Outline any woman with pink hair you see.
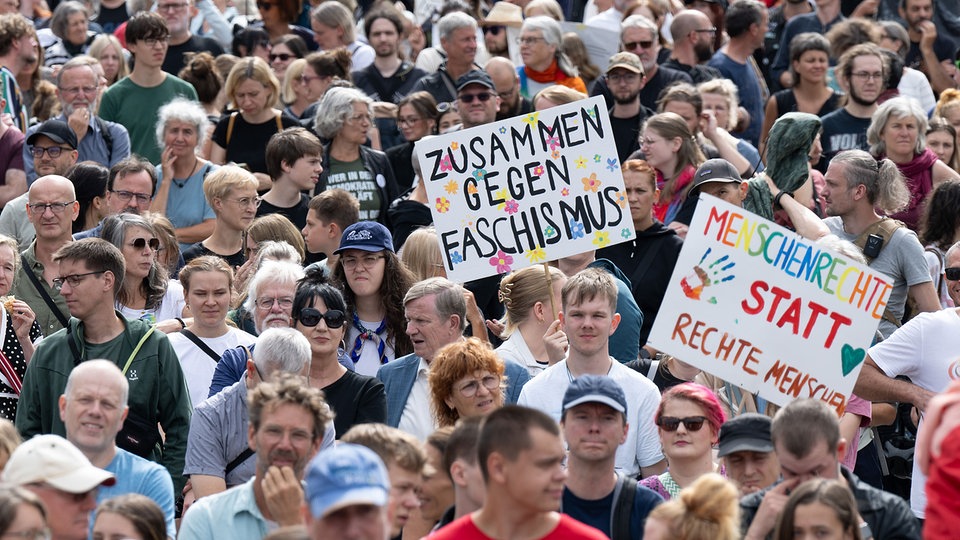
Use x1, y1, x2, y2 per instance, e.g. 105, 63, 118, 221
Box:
640, 382, 727, 499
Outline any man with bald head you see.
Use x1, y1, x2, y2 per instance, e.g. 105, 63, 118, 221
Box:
60, 360, 176, 538
485, 57, 532, 121
662, 10, 723, 84
10, 174, 77, 336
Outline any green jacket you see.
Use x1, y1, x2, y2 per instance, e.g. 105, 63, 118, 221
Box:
15, 314, 192, 492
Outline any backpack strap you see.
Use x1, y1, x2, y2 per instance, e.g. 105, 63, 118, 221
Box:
94, 117, 114, 163
22, 264, 69, 328
225, 112, 238, 146
852, 218, 905, 329
925, 245, 945, 302
274, 111, 283, 133
611, 472, 637, 540
121, 325, 157, 375
180, 328, 221, 363
225, 448, 255, 475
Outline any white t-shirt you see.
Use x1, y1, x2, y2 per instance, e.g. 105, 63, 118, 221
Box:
346, 319, 397, 377
169, 327, 256, 408
118, 280, 187, 325
518, 358, 663, 476
868, 308, 960, 518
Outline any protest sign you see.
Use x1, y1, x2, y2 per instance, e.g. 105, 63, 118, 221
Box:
647, 196, 892, 415
415, 95, 635, 283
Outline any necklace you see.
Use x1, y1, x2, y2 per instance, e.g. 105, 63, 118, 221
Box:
172, 159, 201, 189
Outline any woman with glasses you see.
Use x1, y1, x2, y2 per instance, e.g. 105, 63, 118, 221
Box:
387, 91, 439, 191
297, 49, 353, 123
182, 166, 259, 268
293, 268, 386, 437
100, 213, 187, 330
516, 17, 586, 99
0, 486, 49, 540
314, 87, 399, 226
428, 337, 506, 427
208, 57, 300, 191
331, 221, 414, 377
269, 34, 307, 85
169, 256, 255, 408
152, 98, 218, 252
640, 383, 726, 500
279, 59, 313, 120
92, 494, 167, 540
0, 234, 41, 421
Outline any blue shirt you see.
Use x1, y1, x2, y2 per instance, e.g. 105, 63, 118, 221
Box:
708, 52, 768, 147
97, 448, 176, 539
562, 478, 663, 539
178, 478, 272, 540
154, 162, 217, 251
24, 114, 130, 184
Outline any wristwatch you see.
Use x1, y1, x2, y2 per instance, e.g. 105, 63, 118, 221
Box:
859, 521, 873, 539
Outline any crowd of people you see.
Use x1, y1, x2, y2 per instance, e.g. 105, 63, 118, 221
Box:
0, 0, 959, 538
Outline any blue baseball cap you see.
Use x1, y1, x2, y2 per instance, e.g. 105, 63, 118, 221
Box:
562, 375, 628, 416
334, 221, 395, 254
305, 443, 390, 519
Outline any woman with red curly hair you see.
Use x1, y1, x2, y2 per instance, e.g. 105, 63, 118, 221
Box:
428, 337, 506, 427
640, 382, 727, 500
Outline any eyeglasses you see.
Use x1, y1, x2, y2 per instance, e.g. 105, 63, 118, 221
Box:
226, 196, 262, 208
110, 189, 152, 205
142, 37, 169, 47
30, 145, 72, 158
27, 201, 75, 215
657, 415, 707, 432
694, 27, 717, 34
517, 36, 546, 45
607, 72, 641, 83
623, 40, 654, 50
639, 137, 662, 147
341, 254, 385, 269
52, 270, 106, 291
850, 72, 883, 81
129, 237, 161, 251
255, 296, 295, 310
456, 374, 501, 397
157, 2, 188, 11
398, 116, 422, 127
946, 267, 960, 281
298, 307, 346, 328
459, 92, 494, 104
299, 74, 322, 84
346, 113, 373, 124
1, 528, 51, 540
483, 25, 504, 35
269, 52, 295, 62
59, 85, 98, 95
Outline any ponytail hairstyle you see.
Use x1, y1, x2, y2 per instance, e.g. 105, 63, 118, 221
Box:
830, 150, 910, 215
498, 265, 566, 337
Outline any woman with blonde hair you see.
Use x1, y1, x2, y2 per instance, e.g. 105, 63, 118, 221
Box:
88, 33, 129, 86
208, 57, 300, 190
643, 473, 740, 540
400, 226, 445, 282
429, 337, 506, 427
533, 84, 587, 109
774, 479, 862, 540
280, 59, 312, 119
495, 265, 567, 376
926, 118, 960, 173
641, 112, 707, 235
309, 1, 374, 70
561, 33, 600, 92
698, 78, 763, 173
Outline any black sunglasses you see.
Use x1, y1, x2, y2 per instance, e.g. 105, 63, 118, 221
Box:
657, 416, 707, 432
483, 25, 504, 35
130, 237, 161, 251
298, 308, 345, 328
459, 92, 494, 103
269, 53, 294, 62
946, 267, 960, 281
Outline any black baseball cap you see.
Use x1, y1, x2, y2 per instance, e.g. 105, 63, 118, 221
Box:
717, 413, 774, 458
27, 120, 78, 149
456, 70, 496, 92
690, 158, 742, 196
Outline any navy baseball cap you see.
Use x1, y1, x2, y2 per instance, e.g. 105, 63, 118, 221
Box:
562, 375, 628, 416
457, 70, 496, 92
335, 221, 395, 254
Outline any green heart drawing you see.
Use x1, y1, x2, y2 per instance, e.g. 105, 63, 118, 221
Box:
841, 344, 866, 376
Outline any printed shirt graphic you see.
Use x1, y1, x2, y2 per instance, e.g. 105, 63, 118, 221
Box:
327, 157, 381, 221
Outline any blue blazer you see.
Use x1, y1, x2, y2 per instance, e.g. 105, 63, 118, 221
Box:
378, 352, 532, 428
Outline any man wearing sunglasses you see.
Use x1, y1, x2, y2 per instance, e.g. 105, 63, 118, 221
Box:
455, 70, 501, 131
853, 242, 960, 524
486, 57, 533, 122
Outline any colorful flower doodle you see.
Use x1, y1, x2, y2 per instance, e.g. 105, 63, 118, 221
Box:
575, 156, 587, 169
444, 180, 459, 194
606, 158, 618, 172
561, 188, 569, 196
614, 191, 627, 207
544, 226, 557, 237
569, 219, 585, 239
522, 113, 540, 127
587, 108, 597, 118
489, 250, 514, 273
451, 142, 459, 150
525, 247, 546, 263
582, 173, 601, 192
621, 228, 632, 238
593, 231, 610, 248
533, 165, 545, 176
504, 200, 519, 214
451, 251, 463, 264
499, 126, 507, 134
546, 135, 560, 151
551, 150, 561, 160
440, 154, 452, 172
435, 197, 450, 213
495, 188, 511, 210
593, 154, 602, 163
467, 184, 478, 195
472, 168, 487, 182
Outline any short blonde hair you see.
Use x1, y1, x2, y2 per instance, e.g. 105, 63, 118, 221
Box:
202, 165, 259, 206
341, 423, 427, 473
225, 56, 280, 110
647, 473, 740, 540
401, 227, 443, 282
281, 58, 306, 105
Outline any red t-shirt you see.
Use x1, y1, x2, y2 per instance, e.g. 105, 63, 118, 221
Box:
429, 513, 607, 540
925, 425, 960, 539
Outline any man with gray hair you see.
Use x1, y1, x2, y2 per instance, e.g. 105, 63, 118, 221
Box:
23, 57, 130, 183
410, 12, 480, 104
377, 277, 530, 440
60, 360, 175, 538
183, 327, 334, 503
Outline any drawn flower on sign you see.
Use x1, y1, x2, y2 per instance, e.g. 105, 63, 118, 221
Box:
499, 126, 507, 135
569, 219, 585, 239
614, 191, 627, 208
451, 142, 459, 150
621, 228, 632, 239
489, 250, 514, 274
521, 112, 540, 127
451, 251, 463, 264
525, 247, 546, 263
435, 197, 450, 213
593, 154, 602, 163
544, 226, 557, 238
533, 165, 545, 176
575, 156, 587, 169
606, 158, 618, 172
504, 200, 519, 214
440, 154, 452, 172
467, 183, 478, 195
593, 231, 610, 248
561, 188, 569, 196
586, 108, 597, 118
582, 173, 601, 192
444, 180, 459, 194
546, 135, 560, 151
495, 188, 511, 210
472, 168, 487, 182
551, 150, 561, 160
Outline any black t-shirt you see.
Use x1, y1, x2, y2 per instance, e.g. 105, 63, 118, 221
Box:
257, 193, 310, 230
640, 66, 693, 111
610, 110, 647, 164
323, 369, 386, 438
352, 62, 426, 104
96, 4, 128, 34
818, 108, 872, 173
905, 36, 954, 72
386, 141, 415, 192
182, 241, 245, 268
162, 34, 225, 75
212, 112, 301, 175
561, 481, 663, 538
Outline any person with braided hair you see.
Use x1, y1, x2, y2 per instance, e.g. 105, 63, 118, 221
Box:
494, 265, 567, 377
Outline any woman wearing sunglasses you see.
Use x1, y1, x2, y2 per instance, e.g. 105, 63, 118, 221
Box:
268, 35, 307, 83
292, 269, 386, 438
168, 256, 255, 409
640, 382, 727, 500
428, 337, 506, 427
100, 214, 187, 332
